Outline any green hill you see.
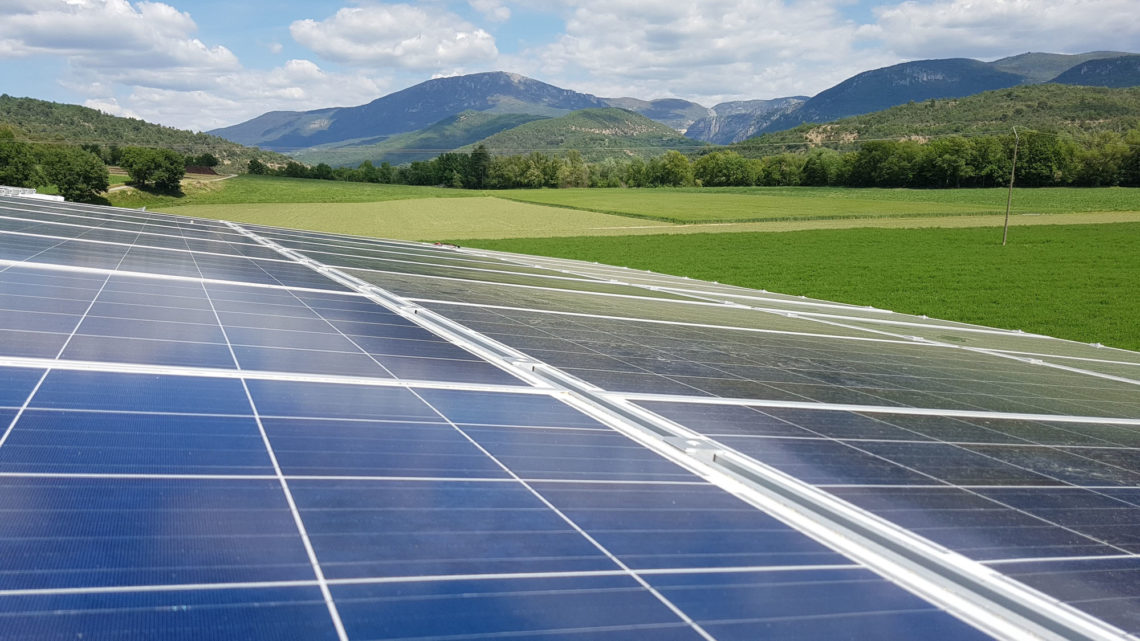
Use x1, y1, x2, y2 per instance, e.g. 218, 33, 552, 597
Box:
463, 108, 706, 160
292, 111, 548, 167
0, 95, 289, 172
731, 84, 1140, 154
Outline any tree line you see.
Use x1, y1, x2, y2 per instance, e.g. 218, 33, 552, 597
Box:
0, 133, 207, 201
259, 130, 1140, 190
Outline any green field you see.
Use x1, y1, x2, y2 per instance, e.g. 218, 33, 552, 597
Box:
172, 198, 673, 240
497, 186, 1140, 223
460, 223, 1140, 351
121, 175, 1140, 351
108, 175, 466, 209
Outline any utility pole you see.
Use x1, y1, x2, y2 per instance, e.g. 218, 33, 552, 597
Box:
1002, 127, 1019, 246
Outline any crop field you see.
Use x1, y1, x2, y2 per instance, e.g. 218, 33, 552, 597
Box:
496, 186, 1140, 223
107, 175, 465, 209
461, 223, 1140, 351
172, 198, 673, 240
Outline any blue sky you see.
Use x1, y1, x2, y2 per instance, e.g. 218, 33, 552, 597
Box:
1, 1, 1136, 131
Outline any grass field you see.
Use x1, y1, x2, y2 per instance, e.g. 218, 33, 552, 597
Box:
496, 186, 1140, 223
173, 198, 673, 240
460, 223, 1140, 351
107, 175, 465, 209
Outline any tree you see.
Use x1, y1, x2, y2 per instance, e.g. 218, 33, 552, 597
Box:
1123, 129, 1140, 187
247, 158, 267, 175
801, 149, 843, 186
0, 138, 43, 188
693, 151, 750, 186
119, 146, 185, 191
1074, 131, 1128, 186
468, 144, 491, 189
655, 150, 693, 187
918, 136, 974, 188
311, 163, 334, 180
1014, 130, 1077, 187
557, 150, 589, 188
40, 146, 108, 202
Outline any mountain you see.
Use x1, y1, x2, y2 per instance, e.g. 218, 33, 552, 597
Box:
757, 59, 1027, 135
684, 97, 808, 144
730, 84, 1140, 155
988, 51, 1130, 83
460, 108, 705, 160
1051, 55, 1140, 88
602, 98, 711, 132
292, 111, 548, 167
210, 71, 607, 152
0, 95, 287, 171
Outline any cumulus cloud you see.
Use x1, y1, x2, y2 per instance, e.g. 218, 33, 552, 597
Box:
84, 97, 142, 120
290, 4, 498, 70
469, 0, 511, 22
137, 60, 386, 130
859, 0, 1140, 59
504, 0, 892, 105
0, 0, 238, 72
0, 1, 388, 130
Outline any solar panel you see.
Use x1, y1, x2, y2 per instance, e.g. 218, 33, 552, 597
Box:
0, 194, 1138, 640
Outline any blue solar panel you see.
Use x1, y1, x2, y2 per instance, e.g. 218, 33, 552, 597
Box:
2, 195, 1138, 640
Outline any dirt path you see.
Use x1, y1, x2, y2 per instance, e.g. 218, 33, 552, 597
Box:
107, 173, 237, 193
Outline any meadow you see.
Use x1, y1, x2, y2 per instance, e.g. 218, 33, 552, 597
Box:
495, 186, 1140, 223
460, 223, 1140, 351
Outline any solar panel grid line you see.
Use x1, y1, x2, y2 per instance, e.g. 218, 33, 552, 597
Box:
459, 244, 1139, 375
251, 225, 1140, 638
614, 392, 1140, 426
0, 356, 534, 391
984, 554, 1140, 566
0, 227, 300, 265
222, 217, 1127, 640
0, 257, 368, 296
407, 297, 929, 347
401, 387, 720, 641
224, 222, 560, 392
751, 307, 1140, 389
675, 410, 1140, 560
0, 220, 143, 473
221, 220, 943, 640
538, 387, 1109, 641
993, 350, 1140, 369
191, 262, 349, 641
3, 205, 1133, 638
699, 446, 1134, 641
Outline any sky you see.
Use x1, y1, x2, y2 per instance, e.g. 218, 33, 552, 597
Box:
1, 0, 1137, 132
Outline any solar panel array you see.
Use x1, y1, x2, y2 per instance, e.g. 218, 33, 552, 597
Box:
1, 194, 1138, 641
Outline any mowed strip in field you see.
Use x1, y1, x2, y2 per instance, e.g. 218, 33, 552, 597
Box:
494, 186, 1140, 223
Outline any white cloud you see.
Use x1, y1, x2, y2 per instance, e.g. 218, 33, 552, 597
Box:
0, 1, 388, 131
0, 0, 238, 73
290, 4, 498, 70
859, 0, 1140, 59
503, 0, 893, 105
470, 0, 511, 22
84, 97, 142, 120
130, 60, 387, 131
269, 42, 284, 54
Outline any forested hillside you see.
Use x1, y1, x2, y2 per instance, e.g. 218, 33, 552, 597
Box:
733, 85, 1140, 153
0, 95, 288, 172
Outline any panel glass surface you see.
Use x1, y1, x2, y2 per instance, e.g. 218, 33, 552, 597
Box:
10, 197, 1140, 639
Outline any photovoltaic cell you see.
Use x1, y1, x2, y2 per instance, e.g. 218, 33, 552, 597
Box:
1, 195, 1138, 640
